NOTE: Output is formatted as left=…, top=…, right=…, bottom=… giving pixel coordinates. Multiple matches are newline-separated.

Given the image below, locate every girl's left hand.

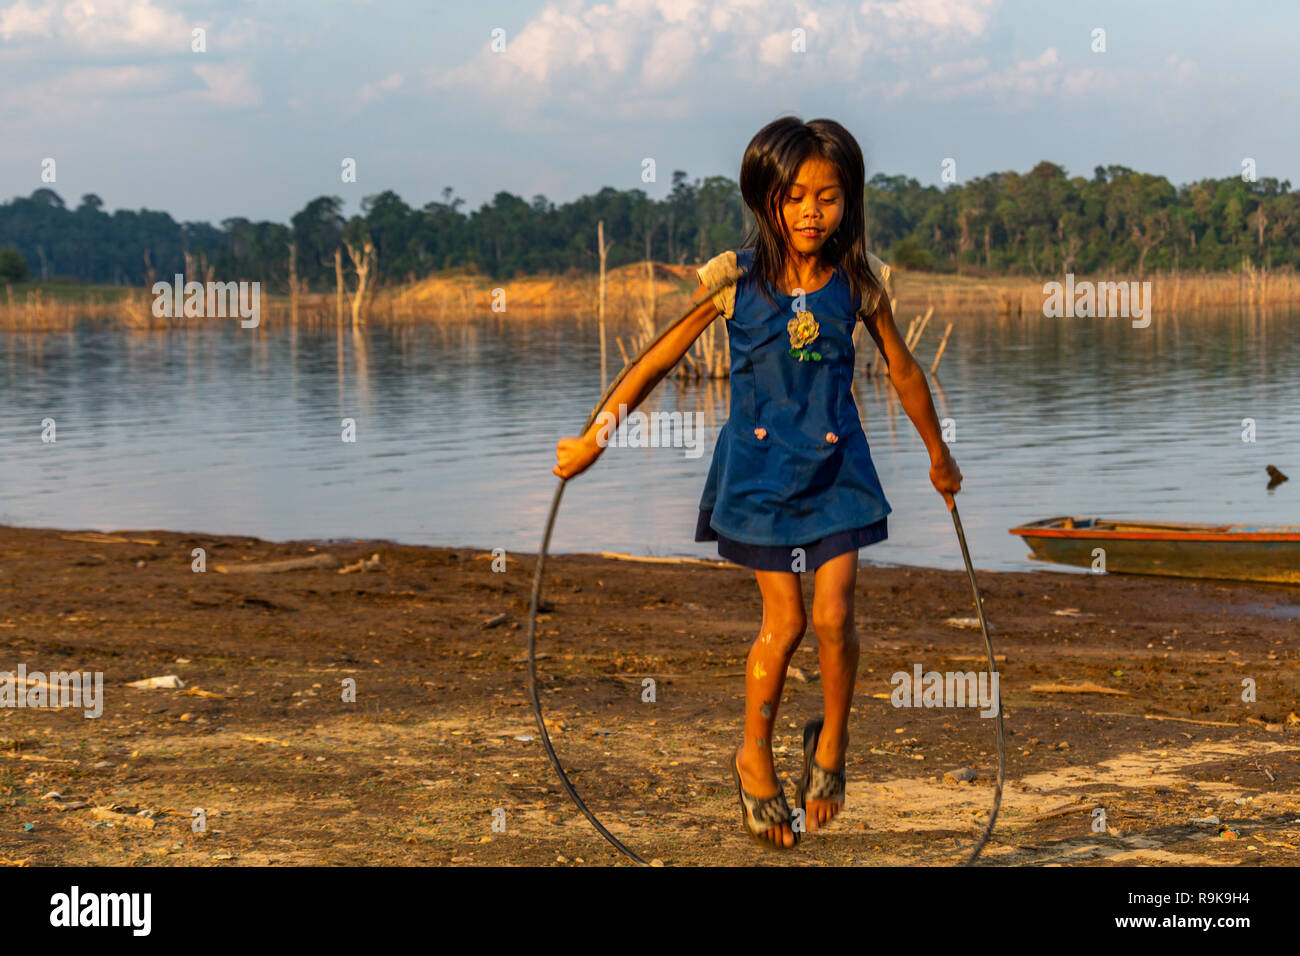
left=929, top=446, right=963, bottom=511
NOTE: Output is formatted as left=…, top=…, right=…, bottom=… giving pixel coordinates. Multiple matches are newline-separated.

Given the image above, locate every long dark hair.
left=738, top=116, right=883, bottom=314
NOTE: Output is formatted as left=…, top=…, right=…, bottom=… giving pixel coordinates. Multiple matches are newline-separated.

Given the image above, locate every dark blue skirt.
left=694, top=508, right=887, bottom=573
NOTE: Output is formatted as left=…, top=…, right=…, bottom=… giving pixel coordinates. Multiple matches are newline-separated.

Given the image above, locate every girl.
left=554, top=117, right=962, bottom=850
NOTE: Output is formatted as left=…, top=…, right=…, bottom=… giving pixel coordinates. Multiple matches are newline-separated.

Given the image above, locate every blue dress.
left=694, top=247, right=891, bottom=572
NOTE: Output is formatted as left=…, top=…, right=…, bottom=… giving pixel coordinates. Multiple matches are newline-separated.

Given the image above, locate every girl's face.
left=779, top=156, right=844, bottom=257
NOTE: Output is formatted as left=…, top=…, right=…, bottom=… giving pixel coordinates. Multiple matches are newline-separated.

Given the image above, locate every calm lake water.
left=1, top=308, right=1296, bottom=573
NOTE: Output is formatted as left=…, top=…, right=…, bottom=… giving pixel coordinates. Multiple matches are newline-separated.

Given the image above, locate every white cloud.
left=0, top=0, right=55, bottom=39
left=759, top=29, right=794, bottom=67
left=0, top=2, right=265, bottom=120
left=925, top=46, right=1059, bottom=100
left=356, top=72, right=403, bottom=107
left=429, top=0, right=1005, bottom=125
left=1057, top=54, right=1190, bottom=102
left=218, top=16, right=259, bottom=51
left=0, top=61, right=178, bottom=120
left=192, top=62, right=261, bottom=108
left=927, top=56, right=990, bottom=81
left=859, top=0, right=1000, bottom=36
left=0, top=57, right=260, bottom=121
left=1164, top=54, right=1198, bottom=84
left=1, top=0, right=193, bottom=49
left=1018, top=47, right=1058, bottom=72
left=64, top=63, right=169, bottom=93
left=640, top=25, right=695, bottom=90
left=0, top=62, right=170, bottom=114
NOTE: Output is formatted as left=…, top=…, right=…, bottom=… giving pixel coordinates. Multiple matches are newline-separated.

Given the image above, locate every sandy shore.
left=0, top=524, right=1296, bottom=866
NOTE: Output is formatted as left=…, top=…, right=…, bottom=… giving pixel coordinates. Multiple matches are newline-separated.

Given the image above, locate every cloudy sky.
left=2, top=0, right=1296, bottom=223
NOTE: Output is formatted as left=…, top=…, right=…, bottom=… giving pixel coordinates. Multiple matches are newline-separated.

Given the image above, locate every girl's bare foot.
left=735, top=744, right=797, bottom=848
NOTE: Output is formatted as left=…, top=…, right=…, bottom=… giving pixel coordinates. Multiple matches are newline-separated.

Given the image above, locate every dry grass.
left=3, top=263, right=1295, bottom=333
left=893, top=263, right=1300, bottom=316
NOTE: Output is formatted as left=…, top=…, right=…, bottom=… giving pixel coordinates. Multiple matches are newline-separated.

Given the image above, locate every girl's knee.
left=812, top=603, right=855, bottom=644
left=760, top=613, right=807, bottom=653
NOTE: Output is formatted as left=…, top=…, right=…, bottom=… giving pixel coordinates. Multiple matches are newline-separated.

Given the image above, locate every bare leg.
left=807, top=550, right=859, bottom=829
left=736, top=568, right=806, bottom=847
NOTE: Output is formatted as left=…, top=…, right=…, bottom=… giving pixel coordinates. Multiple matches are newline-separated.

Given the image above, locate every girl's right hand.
left=553, top=435, right=601, bottom=479
left=929, top=445, right=963, bottom=511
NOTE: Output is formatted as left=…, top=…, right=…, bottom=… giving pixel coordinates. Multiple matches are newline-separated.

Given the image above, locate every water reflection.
left=1, top=306, right=1296, bottom=572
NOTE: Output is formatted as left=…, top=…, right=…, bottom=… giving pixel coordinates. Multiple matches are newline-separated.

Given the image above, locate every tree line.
left=0, top=162, right=1295, bottom=291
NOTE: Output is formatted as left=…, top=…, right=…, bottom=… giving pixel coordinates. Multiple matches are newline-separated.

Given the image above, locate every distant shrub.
left=889, top=236, right=932, bottom=270
left=0, top=246, right=27, bottom=283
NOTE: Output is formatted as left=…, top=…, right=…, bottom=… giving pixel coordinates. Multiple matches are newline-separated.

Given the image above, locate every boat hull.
left=1010, top=517, right=1300, bottom=584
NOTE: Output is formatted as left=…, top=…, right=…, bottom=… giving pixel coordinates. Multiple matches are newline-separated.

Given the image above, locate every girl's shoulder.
left=863, top=249, right=890, bottom=288
left=695, top=249, right=745, bottom=321
left=855, top=250, right=892, bottom=318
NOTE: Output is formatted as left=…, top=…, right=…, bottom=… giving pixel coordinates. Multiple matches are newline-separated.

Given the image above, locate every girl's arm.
left=861, top=295, right=963, bottom=509
left=553, top=284, right=721, bottom=479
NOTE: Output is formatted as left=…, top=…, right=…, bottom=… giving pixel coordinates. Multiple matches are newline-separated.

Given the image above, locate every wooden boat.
left=1009, top=516, right=1300, bottom=584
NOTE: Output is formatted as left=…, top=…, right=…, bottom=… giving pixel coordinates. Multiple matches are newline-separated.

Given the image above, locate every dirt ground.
left=0, top=523, right=1296, bottom=867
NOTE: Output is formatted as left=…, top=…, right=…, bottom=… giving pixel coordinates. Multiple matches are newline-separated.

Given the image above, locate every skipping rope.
left=524, top=269, right=1006, bottom=866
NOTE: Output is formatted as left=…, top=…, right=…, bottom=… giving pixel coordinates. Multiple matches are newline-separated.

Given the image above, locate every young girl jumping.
left=554, top=116, right=962, bottom=850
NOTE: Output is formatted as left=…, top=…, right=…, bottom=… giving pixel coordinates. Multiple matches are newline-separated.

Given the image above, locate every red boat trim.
left=1009, top=527, right=1300, bottom=543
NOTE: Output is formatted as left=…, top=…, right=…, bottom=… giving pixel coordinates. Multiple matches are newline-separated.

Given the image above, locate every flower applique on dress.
left=787, top=311, right=821, bottom=362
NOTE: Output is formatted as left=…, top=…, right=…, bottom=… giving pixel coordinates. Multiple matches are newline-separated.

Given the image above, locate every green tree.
left=0, top=246, right=28, bottom=282
left=890, top=235, right=932, bottom=269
